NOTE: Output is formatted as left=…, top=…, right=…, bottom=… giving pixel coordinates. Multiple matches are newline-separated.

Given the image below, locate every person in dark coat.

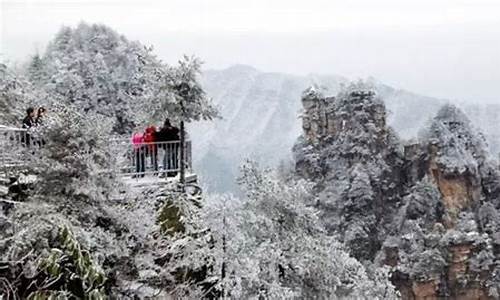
left=22, top=107, right=36, bottom=147
left=157, top=119, right=180, bottom=177
left=22, top=107, right=35, bottom=129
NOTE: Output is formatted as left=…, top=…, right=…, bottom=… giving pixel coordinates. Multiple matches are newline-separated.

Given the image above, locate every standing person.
left=22, top=107, right=36, bottom=129
left=132, top=131, right=146, bottom=178
left=35, top=107, right=46, bottom=126
left=143, top=125, right=158, bottom=174
left=157, top=119, right=180, bottom=177
left=22, top=107, right=36, bottom=147
left=34, top=107, right=47, bottom=147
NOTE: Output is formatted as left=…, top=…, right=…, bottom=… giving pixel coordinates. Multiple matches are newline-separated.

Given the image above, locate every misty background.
left=2, top=0, right=500, bottom=103
left=2, top=0, right=500, bottom=193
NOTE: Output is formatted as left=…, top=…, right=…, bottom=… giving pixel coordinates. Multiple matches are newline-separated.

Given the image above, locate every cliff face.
left=433, top=108, right=500, bottom=214
left=294, top=84, right=500, bottom=299
left=294, top=82, right=405, bottom=260
left=193, top=66, right=500, bottom=195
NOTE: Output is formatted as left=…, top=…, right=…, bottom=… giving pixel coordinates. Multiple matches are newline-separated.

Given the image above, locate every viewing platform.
left=0, top=125, right=196, bottom=188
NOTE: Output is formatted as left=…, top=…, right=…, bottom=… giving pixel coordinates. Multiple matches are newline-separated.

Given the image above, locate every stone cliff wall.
left=294, top=85, right=500, bottom=300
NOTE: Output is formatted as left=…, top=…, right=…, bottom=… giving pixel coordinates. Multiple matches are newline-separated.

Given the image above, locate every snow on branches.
left=161, top=160, right=397, bottom=299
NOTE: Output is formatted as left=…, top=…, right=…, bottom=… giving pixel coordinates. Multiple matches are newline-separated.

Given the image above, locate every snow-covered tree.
left=26, top=53, right=46, bottom=85
left=24, top=102, right=117, bottom=205
left=154, top=187, right=219, bottom=298
left=0, top=101, right=182, bottom=298
left=230, top=161, right=397, bottom=299
left=30, top=22, right=167, bottom=134
left=143, top=55, right=220, bottom=184
left=157, top=160, right=397, bottom=299
left=0, top=63, right=43, bottom=125
left=197, top=162, right=397, bottom=298
left=421, top=104, right=491, bottom=177
left=145, top=55, right=219, bottom=125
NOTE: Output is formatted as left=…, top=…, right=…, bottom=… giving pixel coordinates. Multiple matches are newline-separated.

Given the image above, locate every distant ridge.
left=191, top=64, right=500, bottom=193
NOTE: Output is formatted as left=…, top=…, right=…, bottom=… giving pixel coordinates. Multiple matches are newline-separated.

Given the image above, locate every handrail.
left=115, top=140, right=192, bottom=177
left=0, top=126, right=27, bottom=132
left=1, top=125, right=193, bottom=179
left=112, top=140, right=188, bottom=145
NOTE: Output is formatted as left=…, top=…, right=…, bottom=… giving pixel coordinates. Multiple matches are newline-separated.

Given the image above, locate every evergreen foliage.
left=26, top=23, right=166, bottom=133
left=158, top=161, right=398, bottom=299
left=294, top=83, right=500, bottom=298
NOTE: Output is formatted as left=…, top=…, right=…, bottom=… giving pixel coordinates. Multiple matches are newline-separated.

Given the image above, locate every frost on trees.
left=0, top=63, right=43, bottom=125
left=294, top=81, right=405, bottom=261
left=0, top=100, right=190, bottom=296
left=0, top=23, right=223, bottom=298
left=145, top=55, right=220, bottom=125
left=0, top=103, right=177, bottom=297
left=293, top=82, right=500, bottom=299
left=232, top=161, right=398, bottom=299
left=27, top=22, right=167, bottom=134
left=24, top=103, right=117, bottom=203
left=163, top=160, right=398, bottom=299
left=142, top=55, right=220, bottom=185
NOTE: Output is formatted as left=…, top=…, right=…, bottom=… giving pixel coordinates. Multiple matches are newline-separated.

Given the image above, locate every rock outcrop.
left=294, top=83, right=500, bottom=299
left=420, top=105, right=500, bottom=226
left=294, top=82, right=405, bottom=261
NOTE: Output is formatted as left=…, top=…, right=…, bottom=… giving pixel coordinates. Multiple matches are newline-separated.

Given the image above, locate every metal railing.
left=0, top=126, right=38, bottom=177
left=0, top=125, right=37, bottom=147
left=1, top=125, right=193, bottom=180
left=111, top=139, right=192, bottom=178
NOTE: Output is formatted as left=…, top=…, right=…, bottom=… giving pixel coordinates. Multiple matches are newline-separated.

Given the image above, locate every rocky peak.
left=294, top=86, right=500, bottom=299
left=294, top=82, right=405, bottom=260
left=417, top=104, right=500, bottom=225
left=424, top=104, right=489, bottom=176
left=299, top=82, right=389, bottom=150
left=295, top=82, right=401, bottom=179
left=300, top=86, right=331, bottom=145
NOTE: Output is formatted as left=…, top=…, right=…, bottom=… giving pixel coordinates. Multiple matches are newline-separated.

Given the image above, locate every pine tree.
left=27, top=53, right=45, bottom=84
left=145, top=55, right=220, bottom=185
left=0, top=63, right=42, bottom=125
left=31, top=22, right=167, bottom=134
left=186, top=161, right=397, bottom=299
left=25, top=102, right=117, bottom=205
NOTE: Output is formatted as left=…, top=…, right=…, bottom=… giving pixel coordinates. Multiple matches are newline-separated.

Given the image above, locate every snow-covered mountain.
left=293, top=85, right=500, bottom=298
left=189, top=65, right=347, bottom=192
left=191, top=65, right=500, bottom=193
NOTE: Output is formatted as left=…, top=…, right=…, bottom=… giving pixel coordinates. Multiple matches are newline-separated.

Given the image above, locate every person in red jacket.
left=143, top=125, right=158, bottom=174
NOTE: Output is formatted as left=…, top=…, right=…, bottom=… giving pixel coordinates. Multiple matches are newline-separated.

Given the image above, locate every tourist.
left=22, top=107, right=36, bottom=129
left=21, top=107, right=36, bottom=147
left=34, top=107, right=47, bottom=147
left=144, top=125, right=158, bottom=174
left=35, top=107, right=46, bottom=126
left=157, top=119, right=180, bottom=177
left=132, top=130, right=146, bottom=177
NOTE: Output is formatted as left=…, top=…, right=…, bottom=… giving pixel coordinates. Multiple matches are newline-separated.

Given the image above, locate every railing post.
left=179, top=121, right=185, bottom=189
left=75, top=137, right=193, bottom=180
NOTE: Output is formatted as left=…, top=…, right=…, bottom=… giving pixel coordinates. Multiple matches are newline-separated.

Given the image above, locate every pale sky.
left=1, top=0, right=500, bottom=103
